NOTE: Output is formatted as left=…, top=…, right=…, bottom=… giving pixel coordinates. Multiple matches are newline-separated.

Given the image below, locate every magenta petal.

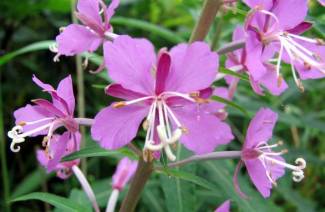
left=259, top=65, right=288, bottom=96
left=47, top=132, right=70, bottom=172
left=56, top=75, right=75, bottom=114
left=174, top=105, right=233, bottom=154
left=104, top=35, right=156, bottom=94
left=56, top=24, right=102, bottom=56
left=32, top=75, right=55, bottom=92
left=77, top=0, right=102, bottom=26
left=112, top=157, right=138, bottom=190
left=245, top=159, right=272, bottom=198
left=155, top=52, right=171, bottom=94
left=244, top=108, right=278, bottom=149
left=272, top=0, right=308, bottom=30
left=245, top=33, right=267, bottom=80
left=32, top=99, right=65, bottom=117
left=36, top=149, right=49, bottom=168
left=14, top=104, right=53, bottom=136
left=215, top=200, right=230, bottom=212
left=287, top=22, right=313, bottom=35
left=106, top=0, right=120, bottom=20
left=319, top=0, right=325, bottom=6
left=165, top=42, right=218, bottom=93
left=91, top=105, right=149, bottom=150
left=105, top=84, right=146, bottom=100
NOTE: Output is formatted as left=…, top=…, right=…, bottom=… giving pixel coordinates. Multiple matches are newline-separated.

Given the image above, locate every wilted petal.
left=104, top=35, right=156, bottom=94
left=91, top=105, right=149, bottom=150
left=244, top=108, right=278, bottom=149
left=165, top=42, right=218, bottom=93
left=56, top=24, right=102, bottom=56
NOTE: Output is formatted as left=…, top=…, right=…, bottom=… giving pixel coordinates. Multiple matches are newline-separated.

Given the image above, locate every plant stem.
left=189, top=0, right=223, bottom=43
left=0, top=72, right=11, bottom=212
left=159, top=151, right=242, bottom=169
left=211, top=11, right=224, bottom=50
left=216, top=39, right=245, bottom=55
left=71, top=0, right=87, bottom=174
left=119, top=158, right=153, bottom=212
left=75, top=118, right=94, bottom=126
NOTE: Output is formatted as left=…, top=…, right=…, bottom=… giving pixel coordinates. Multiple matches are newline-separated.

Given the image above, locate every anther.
left=180, top=126, right=188, bottom=134
left=112, top=102, right=126, bottom=108
left=316, top=38, right=325, bottom=45
left=277, top=140, right=284, bottom=146
left=142, top=120, right=149, bottom=130
left=18, top=121, right=26, bottom=126
left=303, top=62, right=311, bottom=70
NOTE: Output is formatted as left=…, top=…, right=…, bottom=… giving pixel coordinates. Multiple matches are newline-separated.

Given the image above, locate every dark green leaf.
left=211, top=95, right=249, bottom=116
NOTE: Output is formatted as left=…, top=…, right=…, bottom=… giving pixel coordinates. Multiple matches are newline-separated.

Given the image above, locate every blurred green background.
left=0, top=0, right=324, bottom=211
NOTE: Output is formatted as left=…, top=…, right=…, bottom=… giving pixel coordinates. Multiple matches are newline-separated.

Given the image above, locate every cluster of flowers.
left=8, top=0, right=324, bottom=211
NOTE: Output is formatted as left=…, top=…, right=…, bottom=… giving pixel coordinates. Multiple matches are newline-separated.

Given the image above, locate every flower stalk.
left=190, top=0, right=223, bottom=43
left=119, top=158, right=153, bottom=212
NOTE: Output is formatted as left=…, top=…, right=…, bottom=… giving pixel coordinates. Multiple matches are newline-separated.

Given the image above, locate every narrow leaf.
left=11, top=192, right=87, bottom=212
left=211, top=95, right=249, bottom=116
left=219, top=67, right=249, bottom=82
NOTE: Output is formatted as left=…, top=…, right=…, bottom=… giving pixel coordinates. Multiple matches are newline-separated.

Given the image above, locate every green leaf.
left=61, top=144, right=137, bottom=162
left=11, top=192, right=87, bottom=211
left=157, top=169, right=217, bottom=191
left=111, top=17, right=186, bottom=44
left=219, top=67, right=249, bottom=82
left=0, top=40, right=55, bottom=66
left=211, top=95, right=249, bottom=116
left=11, top=168, right=54, bottom=198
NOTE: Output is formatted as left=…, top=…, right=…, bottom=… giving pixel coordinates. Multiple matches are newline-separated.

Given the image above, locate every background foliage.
left=0, top=0, right=324, bottom=211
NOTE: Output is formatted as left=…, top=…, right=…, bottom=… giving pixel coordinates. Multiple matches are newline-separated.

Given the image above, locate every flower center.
left=112, top=91, right=200, bottom=161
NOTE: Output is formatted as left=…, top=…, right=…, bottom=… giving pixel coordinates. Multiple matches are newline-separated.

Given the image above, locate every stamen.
left=161, top=91, right=196, bottom=103
left=113, top=96, right=154, bottom=108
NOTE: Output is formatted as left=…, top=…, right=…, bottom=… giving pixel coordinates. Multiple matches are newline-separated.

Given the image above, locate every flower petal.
left=173, top=104, right=233, bottom=154
left=104, top=35, right=156, bottom=94
left=105, top=84, right=146, bottom=100
left=14, top=104, right=53, bottom=136
left=32, top=75, right=55, bottom=92
left=165, top=42, right=218, bottom=93
left=56, top=24, right=102, bottom=56
left=272, top=0, right=308, bottom=30
left=112, top=157, right=138, bottom=190
left=91, top=105, right=149, bottom=150
left=155, top=52, right=171, bottom=94
left=244, top=108, right=278, bottom=149
left=243, top=0, right=273, bottom=10
left=287, top=22, right=313, bottom=35
left=77, top=0, right=102, bottom=26
left=245, top=159, right=272, bottom=198
left=245, top=32, right=267, bottom=80
left=47, top=132, right=70, bottom=172
left=106, top=0, right=120, bottom=20
left=56, top=75, right=75, bottom=114
left=215, top=200, right=230, bottom=212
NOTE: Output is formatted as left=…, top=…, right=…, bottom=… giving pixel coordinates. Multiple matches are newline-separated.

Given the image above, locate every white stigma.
left=8, top=117, right=57, bottom=153
left=255, top=141, right=306, bottom=184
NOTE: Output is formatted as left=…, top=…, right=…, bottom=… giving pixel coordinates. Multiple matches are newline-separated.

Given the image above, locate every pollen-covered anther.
left=142, top=148, right=154, bottom=162
left=142, top=120, right=149, bottom=130
left=42, top=136, right=49, bottom=147
left=316, top=38, right=325, bottom=46
left=180, top=126, right=188, bottom=134
left=194, top=97, right=210, bottom=104
left=59, top=27, right=66, bottom=32
left=18, top=121, right=26, bottom=126
left=112, top=102, right=126, bottom=108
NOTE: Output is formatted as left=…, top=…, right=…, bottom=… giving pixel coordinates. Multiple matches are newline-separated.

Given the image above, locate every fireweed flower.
left=243, top=0, right=325, bottom=92
left=91, top=35, right=233, bottom=161
left=106, top=157, right=138, bottom=212
left=52, top=0, right=119, bottom=63
left=225, top=26, right=288, bottom=96
left=215, top=200, right=230, bottom=212
left=8, top=75, right=81, bottom=177
left=234, top=108, right=306, bottom=198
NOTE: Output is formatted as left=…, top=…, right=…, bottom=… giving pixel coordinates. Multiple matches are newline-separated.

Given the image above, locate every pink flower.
left=215, top=200, right=230, bottom=212
left=226, top=26, right=288, bottom=96
left=91, top=35, right=233, bottom=161
left=243, top=0, right=325, bottom=92
left=112, top=157, right=138, bottom=191
left=54, top=0, right=119, bottom=60
left=233, top=108, right=306, bottom=198
left=8, top=75, right=80, bottom=178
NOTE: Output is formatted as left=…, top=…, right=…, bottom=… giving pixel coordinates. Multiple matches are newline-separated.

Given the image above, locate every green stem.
left=0, top=71, right=11, bottom=212
left=211, top=11, right=224, bottom=50
left=119, top=158, right=153, bottom=212
left=189, top=0, right=223, bottom=43
left=71, top=0, right=87, bottom=174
